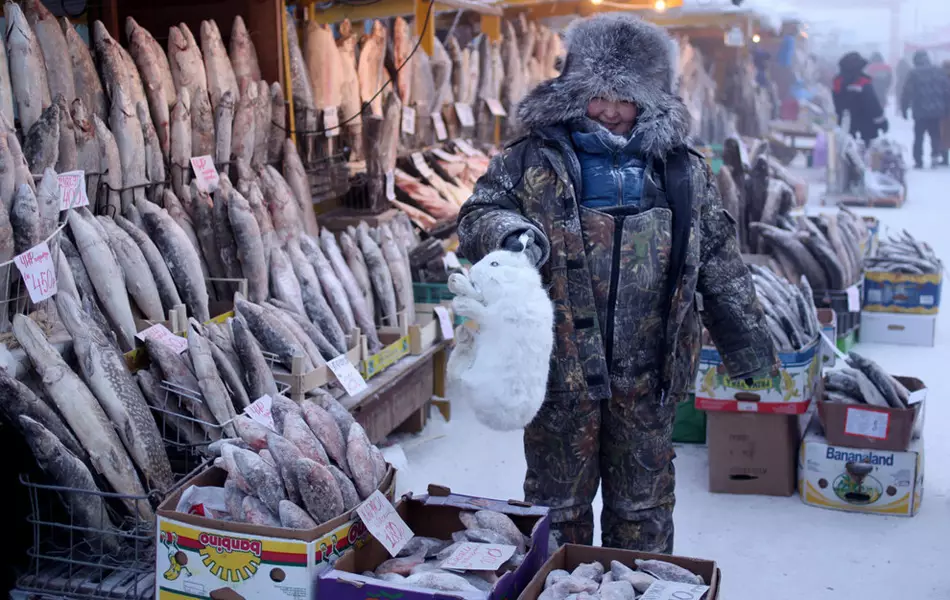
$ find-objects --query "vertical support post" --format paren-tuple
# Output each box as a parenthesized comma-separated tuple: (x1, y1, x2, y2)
(415, 0, 435, 56)
(281, 1, 297, 146)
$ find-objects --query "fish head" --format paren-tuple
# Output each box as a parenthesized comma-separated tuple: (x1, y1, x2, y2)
(468, 249, 538, 305)
(168, 25, 187, 51)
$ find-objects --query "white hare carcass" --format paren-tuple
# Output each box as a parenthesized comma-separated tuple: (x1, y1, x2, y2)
(446, 249, 554, 431)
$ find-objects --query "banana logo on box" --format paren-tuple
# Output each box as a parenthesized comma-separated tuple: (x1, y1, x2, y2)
(197, 532, 264, 583)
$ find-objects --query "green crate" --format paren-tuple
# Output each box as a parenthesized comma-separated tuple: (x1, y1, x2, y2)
(413, 282, 455, 305)
(673, 394, 706, 444)
(837, 328, 858, 353)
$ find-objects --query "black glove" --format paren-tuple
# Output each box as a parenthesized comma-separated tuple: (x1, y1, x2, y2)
(502, 230, 543, 266)
(880, 119, 889, 133)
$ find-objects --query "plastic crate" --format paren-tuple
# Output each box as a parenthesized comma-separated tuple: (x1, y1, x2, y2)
(673, 394, 706, 444)
(813, 281, 863, 337)
(413, 282, 455, 305)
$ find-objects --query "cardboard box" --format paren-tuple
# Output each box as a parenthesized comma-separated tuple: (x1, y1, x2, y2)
(863, 270, 941, 314)
(694, 335, 821, 414)
(799, 419, 923, 517)
(858, 311, 937, 347)
(518, 544, 720, 600)
(156, 465, 395, 600)
(707, 411, 804, 496)
(409, 304, 454, 355)
(817, 376, 926, 452)
(818, 308, 837, 367)
(319, 486, 550, 600)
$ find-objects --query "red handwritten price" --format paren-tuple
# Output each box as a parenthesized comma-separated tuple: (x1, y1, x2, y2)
(14, 242, 57, 302)
(439, 542, 516, 571)
(57, 171, 89, 210)
(190, 156, 220, 193)
(244, 395, 276, 431)
(136, 323, 188, 354)
(355, 490, 414, 557)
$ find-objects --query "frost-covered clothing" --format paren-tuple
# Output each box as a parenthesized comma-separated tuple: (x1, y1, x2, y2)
(900, 50, 950, 120)
(457, 14, 775, 553)
(833, 52, 887, 142)
(571, 125, 647, 209)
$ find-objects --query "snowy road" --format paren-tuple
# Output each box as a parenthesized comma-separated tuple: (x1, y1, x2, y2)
(391, 116, 950, 600)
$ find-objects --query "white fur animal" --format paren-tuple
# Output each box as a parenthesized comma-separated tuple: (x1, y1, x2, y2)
(446, 248, 554, 431)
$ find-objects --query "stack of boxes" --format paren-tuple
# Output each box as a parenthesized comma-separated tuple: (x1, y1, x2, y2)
(861, 268, 941, 346)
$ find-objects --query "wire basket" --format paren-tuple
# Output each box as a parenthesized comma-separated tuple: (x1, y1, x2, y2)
(306, 150, 352, 205)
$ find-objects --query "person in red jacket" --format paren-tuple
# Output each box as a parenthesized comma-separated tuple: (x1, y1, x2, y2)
(833, 52, 889, 143)
(866, 52, 894, 108)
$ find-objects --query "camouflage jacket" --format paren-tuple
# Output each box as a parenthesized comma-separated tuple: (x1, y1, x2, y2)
(458, 127, 776, 400)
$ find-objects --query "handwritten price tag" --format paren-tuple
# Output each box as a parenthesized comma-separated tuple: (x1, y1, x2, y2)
(844, 407, 889, 440)
(454, 102, 475, 128)
(57, 170, 89, 210)
(440, 542, 515, 571)
(401, 106, 416, 135)
(432, 112, 448, 140)
(385, 170, 396, 201)
(136, 323, 188, 354)
(328, 354, 368, 396)
(846, 285, 861, 312)
(433, 306, 454, 341)
(454, 139, 478, 157)
(190, 156, 220, 193)
(485, 98, 507, 117)
(14, 242, 57, 302)
(355, 490, 414, 557)
(323, 106, 339, 138)
(640, 581, 711, 600)
(244, 395, 276, 431)
(411, 152, 434, 179)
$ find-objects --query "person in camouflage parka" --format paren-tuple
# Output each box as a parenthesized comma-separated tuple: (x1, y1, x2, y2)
(457, 14, 776, 553)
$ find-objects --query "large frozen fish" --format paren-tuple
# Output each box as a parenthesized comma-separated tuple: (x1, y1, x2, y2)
(268, 83, 285, 164)
(263, 302, 325, 367)
(305, 22, 343, 111)
(168, 24, 208, 101)
(23, 102, 59, 173)
(127, 18, 173, 161)
(115, 214, 182, 312)
(35, 168, 60, 242)
(200, 20, 239, 113)
(139, 201, 211, 322)
(339, 229, 374, 318)
(260, 165, 302, 242)
(379, 223, 414, 325)
(55, 95, 78, 171)
(501, 21, 526, 116)
(57, 292, 174, 492)
(110, 87, 147, 210)
(228, 187, 268, 302)
(191, 183, 228, 287)
(138, 102, 165, 202)
(296, 457, 344, 522)
(0, 188, 13, 331)
(285, 239, 347, 353)
(229, 16, 261, 86)
(92, 21, 132, 108)
(98, 216, 165, 321)
(170, 88, 192, 200)
(252, 80, 270, 167)
(214, 90, 234, 166)
(6, 2, 51, 132)
(321, 229, 380, 352)
(358, 224, 398, 328)
(357, 20, 387, 117)
(59, 235, 112, 339)
(285, 16, 316, 139)
(68, 210, 137, 350)
(270, 245, 306, 315)
(62, 19, 106, 122)
(282, 140, 319, 236)
(93, 115, 122, 216)
(11, 184, 40, 258)
(271, 297, 339, 359)
(431, 37, 454, 112)
(0, 22, 12, 123)
(191, 83, 215, 157)
(213, 176, 242, 279)
(188, 320, 238, 437)
(137, 369, 206, 447)
(13, 314, 150, 518)
(231, 314, 279, 399)
(231, 79, 257, 180)
(0, 129, 14, 214)
(234, 295, 314, 370)
(299, 235, 356, 335)
(237, 178, 275, 257)
(392, 17, 414, 105)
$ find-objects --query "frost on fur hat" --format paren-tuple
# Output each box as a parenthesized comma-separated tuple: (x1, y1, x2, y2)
(515, 13, 690, 157)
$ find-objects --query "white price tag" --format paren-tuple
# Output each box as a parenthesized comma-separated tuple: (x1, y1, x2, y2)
(454, 102, 475, 128)
(244, 395, 276, 431)
(485, 98, 507, 117)
(440, 542, 515, 571)
(401, 106, 416, 135)
(432, 112, 448, 140)
(13, 242, 57, 302)
(411, 152, 434, 179)
(454, 139, 478, 157)
(640, 580, 711, 600)
(433, 306, 454, 341)
(355, 490, 414, 557)
(908, 388, 927, 405)
(846, 285, 861, 312)
(136, 323, 189, 354)
(323, 106, 339, 138)
(328, 354, 368, 396)
(432, 148, 460, 162)
(57, 171, 89, 210)
(190, 156, 220, 193)
(385, 170, 396, 201)
(844, 407, 890, 440)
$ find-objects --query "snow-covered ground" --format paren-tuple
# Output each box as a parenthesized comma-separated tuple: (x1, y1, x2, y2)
(388, 116, 950, 600)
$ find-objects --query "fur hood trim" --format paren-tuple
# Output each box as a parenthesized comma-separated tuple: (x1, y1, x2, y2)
(515, 14, 690, 158)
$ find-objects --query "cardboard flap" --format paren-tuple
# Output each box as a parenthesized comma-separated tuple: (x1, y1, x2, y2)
(420, 492, 549, 517)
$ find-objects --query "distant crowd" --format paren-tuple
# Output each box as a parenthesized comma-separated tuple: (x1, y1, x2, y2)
(832, 50, 950, 169)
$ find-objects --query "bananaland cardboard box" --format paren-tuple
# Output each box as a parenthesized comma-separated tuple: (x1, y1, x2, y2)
(695, 334, 821, 414)
(799, 420, 923, 517)
(518, 544, 720, 600)
(319, 485, 550, 600)
(155, 465, 395, 600)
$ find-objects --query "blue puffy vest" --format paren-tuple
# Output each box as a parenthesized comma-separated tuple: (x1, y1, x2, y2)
(571, 127, 646, 209)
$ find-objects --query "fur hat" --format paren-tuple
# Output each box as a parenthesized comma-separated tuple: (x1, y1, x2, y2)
(515, 13, 690, 158)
